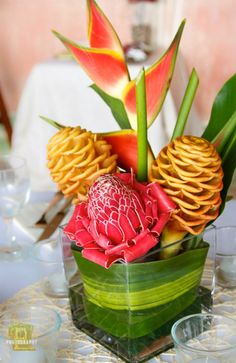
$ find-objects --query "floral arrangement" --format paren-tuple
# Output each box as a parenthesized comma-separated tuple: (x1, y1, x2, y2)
(43, 1, 236, 356)
(44, 0, 236, 269)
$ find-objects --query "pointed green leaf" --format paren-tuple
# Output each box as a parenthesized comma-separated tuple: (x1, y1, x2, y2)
(219, 128, 236, 213)
(221, 123, 236, 164)
(211, 110, 236, 156)
(200, 74, 236, 213)
(202, 73, 236, 141)
(171, 68, 199, 140)
(90, 83, 131, 129)
(39, 115, 65, 130)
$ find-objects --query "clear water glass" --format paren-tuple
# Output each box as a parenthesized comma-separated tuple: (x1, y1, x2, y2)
(0, 305, 61, 363)
(30, 237, 68, 298)
(0, 155, 30, 260)
(171, 313, 236, 362)
(215, 226, 236, 288)
(59, 225, 81, 288)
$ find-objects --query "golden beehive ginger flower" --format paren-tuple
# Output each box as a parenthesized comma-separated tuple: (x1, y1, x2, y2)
(149, 136, 224, 235)
(47, 126, 118, 203)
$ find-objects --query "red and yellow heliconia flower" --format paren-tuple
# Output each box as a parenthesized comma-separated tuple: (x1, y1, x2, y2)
(53, 0, 185, 129)
(123, 30, 184, 129)
(53, 0, 130, 99)
(87, 0, 125, 56)
(102, 129, 154, 174)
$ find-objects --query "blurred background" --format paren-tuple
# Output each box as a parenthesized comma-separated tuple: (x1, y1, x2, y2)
(0, 0, 235, 156)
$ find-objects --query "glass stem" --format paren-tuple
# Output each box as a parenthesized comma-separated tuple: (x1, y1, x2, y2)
(3, 217, 16, 248)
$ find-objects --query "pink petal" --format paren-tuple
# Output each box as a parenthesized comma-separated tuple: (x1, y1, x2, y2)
(133, 179, 147, 193)
(76, 202, 88, 218)
(96, 234, 114, 249)
(106, 223, 123, 244)
(63, 205, 81, 239)
(77, 242, 100, 249)
(116, 172, 133, 184)
(131, 229, 149, 244)
(148, 182, 177, 213)
(105, 241, 134, 256)
(127, 208, 142, 229)
(82, 216, 90, 229)
(143, 199, 153, 221)
(82, 249, 120, 268)
(131, 194, 148, 229)
(119, 213, 137, 240)
(123, 232, 158, 262)
(151, 200, 159, 218)
(75, 228, 94, 246)
(151, 213, 170, 236)
(89, 220, 99, 241)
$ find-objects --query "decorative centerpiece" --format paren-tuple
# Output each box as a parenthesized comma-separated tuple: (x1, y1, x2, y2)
(43, 1, 236, 361)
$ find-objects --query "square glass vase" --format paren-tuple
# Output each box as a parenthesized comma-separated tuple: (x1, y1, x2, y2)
(68, 229, 215, 363)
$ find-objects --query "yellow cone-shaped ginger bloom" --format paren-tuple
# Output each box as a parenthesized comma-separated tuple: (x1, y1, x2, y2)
(149, 136, 224, 235)
(47, 126, 117, 203)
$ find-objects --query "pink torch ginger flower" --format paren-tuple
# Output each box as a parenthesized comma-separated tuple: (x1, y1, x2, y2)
(64, 173, 176, 268)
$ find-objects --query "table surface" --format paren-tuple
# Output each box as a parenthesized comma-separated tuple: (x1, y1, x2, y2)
(1, 195, 235, 303)
(0, 195, 235, 362)
(1, 249, 236, 363)
(0, 191, 55, 302)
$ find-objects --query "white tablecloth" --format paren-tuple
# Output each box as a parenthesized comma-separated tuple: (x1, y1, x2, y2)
(0, 192, 54, 303)
(0, 192, 235, 304)
(0, 194, 235, 363)
(11, 56, 202, 191)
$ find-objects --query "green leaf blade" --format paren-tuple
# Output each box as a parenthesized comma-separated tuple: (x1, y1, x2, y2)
(136, 68, 148, 182)
(90, 84, 131, 129)
(39, 115, 64, 130)
(202, 73, 236, 141)
(171, 68, 199, 140)
(201, 74, 236, 212)
(212, 110, 236, 155)
(219, 131, 236, 213)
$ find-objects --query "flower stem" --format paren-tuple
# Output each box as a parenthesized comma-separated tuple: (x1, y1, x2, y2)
(136, 68, 148, 182)
(171, 68, 199, 140)
(0, 217, 22, 260)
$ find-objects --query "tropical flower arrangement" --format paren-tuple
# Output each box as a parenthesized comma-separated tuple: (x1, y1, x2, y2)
(43, 0, 236, 360)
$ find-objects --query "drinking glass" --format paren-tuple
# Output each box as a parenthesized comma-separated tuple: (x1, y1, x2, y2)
(30, 237, 68, 298)
(0, 155, 30, 260)
(214, 226, 236, 288)
(0, 305, 61, 363)
(59, 225, 81, 288)
(171, 313, 236, 362)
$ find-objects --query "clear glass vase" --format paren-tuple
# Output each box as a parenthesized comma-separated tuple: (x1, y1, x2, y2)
(61, 226, 215, 363)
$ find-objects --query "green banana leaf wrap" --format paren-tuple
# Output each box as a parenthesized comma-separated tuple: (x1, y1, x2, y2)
(71, 240, 209, 339)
